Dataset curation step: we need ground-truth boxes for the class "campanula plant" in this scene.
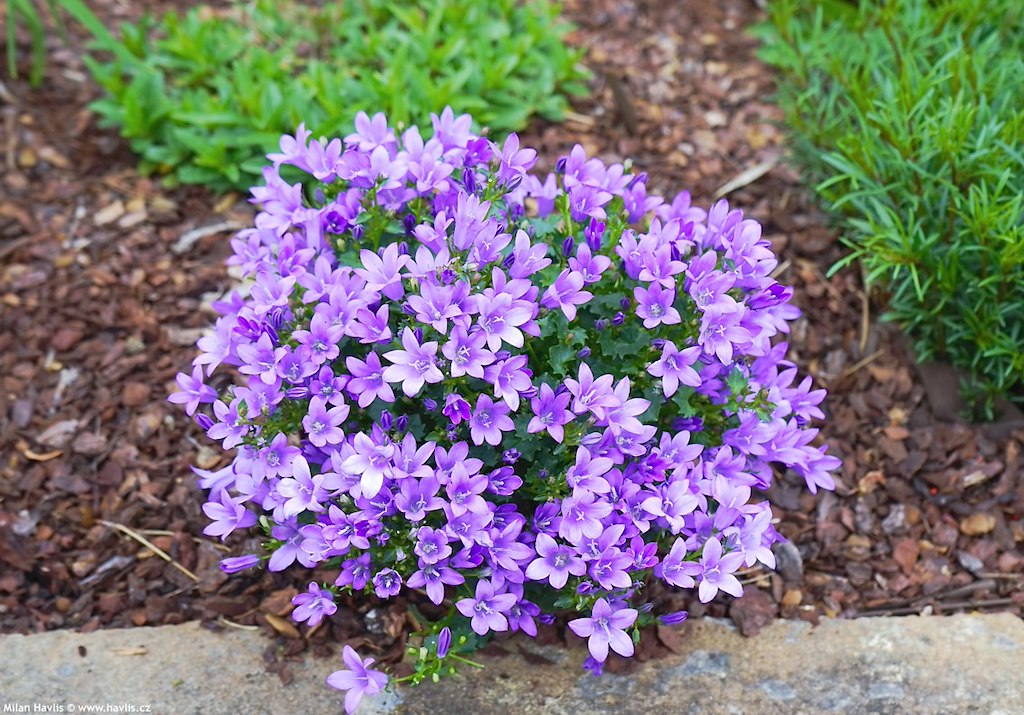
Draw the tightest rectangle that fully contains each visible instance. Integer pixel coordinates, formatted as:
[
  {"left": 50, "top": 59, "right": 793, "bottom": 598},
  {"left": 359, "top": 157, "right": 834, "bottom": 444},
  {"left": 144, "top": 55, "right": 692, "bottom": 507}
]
[{"left": 170, "top": 109, "right": 839, "bottom": 712}]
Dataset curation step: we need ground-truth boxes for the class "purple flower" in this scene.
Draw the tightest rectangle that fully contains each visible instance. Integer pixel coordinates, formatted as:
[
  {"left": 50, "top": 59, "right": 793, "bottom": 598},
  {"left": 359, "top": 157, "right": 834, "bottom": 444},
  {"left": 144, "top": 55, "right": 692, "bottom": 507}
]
[
  {"left": 541, "top": 270, "right": 593, "bottom": 321},
  {"left": 277, "top": 455, "right": 328, "bottom": 517},
  {"left": 167, "top": 366, "right": 217, "bottom": 415},
  {"left": 356, "top": 244, "right": 407, "bottom": 301},
  {"left": 302, "top": 396, "right": 349, "bottom": 448},
  {"left": 484, "top": 355, "right": 532, "bottom": 410},
  {"left": 292, "top": 311, "right": 345, "bottom": 365},
  {"left": 414, "top": 526, "right": 453, "bottom": 565},
  {"left": 654, "top": 538, "right": 700, "bottom": 588},
  {"left": 528, "top": 383, "right": 574, "bottom": 442},
  {"left": 455, "top": 579, "right": 518, "bottom": 635},
  {"left": 202, "top": 489, "right": 258, "bottom": 540},
  {"left": 468, "top": 395, "right": 514, "bottom": 446},
  {"left": 407, "top": 280, "right": 468, "bottom": 334},
  {"left": 568, "top": 598, "right": 638, "bottom": 663},
  {"left": 558, "top": 491, "right": 613, "bottom": 543},
  {"left": 509, "top": 230, "right": 551, "bottom": 279},
  {"left": 634, "top": 283, "right": 681, "bottom": 329},
  {"left": 372, "top": 568, "right": 403, "bottom": 599},
  {"left": 326, "top": 645, "right": 389, "bottom": 715},
  {"left": 292, "top": 582, "right": 337, "bottom": 627},
  {"left": 342, "top": 432, "right": 395, "bottom": 497},
  {"left": 695, "top": 536, "right": 745, "bottom": 602},
  {"left": 407, "top": 561, "right": 464, "bottom": 605},
  {"left": 525, "top": 533, "right": 586, "bottom": 588},
  {"left": 647, "top": 341, "right": 703, "bottom": 397},
  {"left": 442, "top": 327, "right": 494, "bottom": 378},
  {"left": 345, "top": 352, "right": 395, "bottom": 408},
  {"left": 495, "top": 133, "right": 536, "bottom": 187},
  {"left": 383, "top": 328, "right": 443, "bottom": 396},
  {"left": 394, "top": 475, "right": 444, "bottom": 521},
  {"left": 443, "top": 393, "right": 472, "bottom": 425},
  {"left": 564, "top": 363, "right": 617, "bottom": 420}
]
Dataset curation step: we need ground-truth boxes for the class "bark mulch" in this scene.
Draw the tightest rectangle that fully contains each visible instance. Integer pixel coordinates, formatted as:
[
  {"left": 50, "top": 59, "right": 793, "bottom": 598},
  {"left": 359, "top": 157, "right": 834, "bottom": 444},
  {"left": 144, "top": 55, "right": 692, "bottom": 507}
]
[{"left": 2, "top": 0, "right": 1021, "bottom": 676}]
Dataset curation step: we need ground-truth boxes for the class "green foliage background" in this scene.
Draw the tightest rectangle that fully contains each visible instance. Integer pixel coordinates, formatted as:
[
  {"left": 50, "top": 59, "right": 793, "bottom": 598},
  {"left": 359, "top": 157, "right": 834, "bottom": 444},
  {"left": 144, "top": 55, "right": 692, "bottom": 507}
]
[
  {"left": 82, "top": 0, "right": 589, "bottom": 191},
  {"left": 756, "top": 0, "right": 1024, "bottom": 415}
]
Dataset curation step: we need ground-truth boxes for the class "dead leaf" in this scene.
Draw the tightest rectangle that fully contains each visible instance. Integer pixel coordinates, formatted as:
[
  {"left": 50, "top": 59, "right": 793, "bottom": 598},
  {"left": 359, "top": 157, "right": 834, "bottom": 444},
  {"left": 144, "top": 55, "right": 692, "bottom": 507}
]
[
  {"left": 960, "top": 513, "right": 996, "bottom": 536},
  {"left": 94, "top": 200, "right": 125, "bottom": 226},
  {"left": 264, "top": 613, "right": 301, "bottom": 639}
]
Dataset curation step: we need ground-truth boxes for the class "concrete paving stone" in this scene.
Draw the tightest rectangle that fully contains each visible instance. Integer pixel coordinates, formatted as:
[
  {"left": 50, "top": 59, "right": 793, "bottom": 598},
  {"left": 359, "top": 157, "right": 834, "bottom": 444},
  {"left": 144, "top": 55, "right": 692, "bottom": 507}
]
[{"left": 1, "top": 614, "right": 1022, "bottom": 715}]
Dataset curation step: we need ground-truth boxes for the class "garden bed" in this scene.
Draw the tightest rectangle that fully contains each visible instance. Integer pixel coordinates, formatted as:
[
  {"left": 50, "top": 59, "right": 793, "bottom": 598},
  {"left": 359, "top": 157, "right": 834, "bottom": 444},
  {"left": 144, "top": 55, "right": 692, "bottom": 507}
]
[{"left": 1, "top": 0, "right": 1021, "bottom": 677}]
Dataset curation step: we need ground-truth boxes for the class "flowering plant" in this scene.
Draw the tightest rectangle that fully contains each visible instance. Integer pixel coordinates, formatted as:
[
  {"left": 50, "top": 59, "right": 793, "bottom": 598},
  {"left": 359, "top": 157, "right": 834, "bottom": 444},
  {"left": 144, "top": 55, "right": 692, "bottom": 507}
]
[{"left": 171, "top": 108, "right": 839, "bottom": 712}]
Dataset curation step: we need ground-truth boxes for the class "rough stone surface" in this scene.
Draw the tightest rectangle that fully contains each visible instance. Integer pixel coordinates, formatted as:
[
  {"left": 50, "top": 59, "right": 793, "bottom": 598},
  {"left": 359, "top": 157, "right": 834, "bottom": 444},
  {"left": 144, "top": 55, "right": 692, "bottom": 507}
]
[{"left": 1, "top": 615, "right": 1022, "bottom": 714}]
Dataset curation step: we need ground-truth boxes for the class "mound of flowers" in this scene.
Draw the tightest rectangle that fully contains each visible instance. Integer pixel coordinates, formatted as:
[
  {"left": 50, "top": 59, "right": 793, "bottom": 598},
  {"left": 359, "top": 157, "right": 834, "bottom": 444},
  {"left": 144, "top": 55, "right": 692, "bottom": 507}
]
[{"left": 170, "top": 108, "right": 839, "bottom": 712}]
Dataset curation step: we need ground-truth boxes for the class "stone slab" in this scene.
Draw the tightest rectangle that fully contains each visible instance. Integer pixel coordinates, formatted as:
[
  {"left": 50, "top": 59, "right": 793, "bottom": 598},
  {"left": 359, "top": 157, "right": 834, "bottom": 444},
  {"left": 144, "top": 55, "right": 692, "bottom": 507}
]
[{"left": 1, "top": 614, "right": 1021, "bottom": 714}]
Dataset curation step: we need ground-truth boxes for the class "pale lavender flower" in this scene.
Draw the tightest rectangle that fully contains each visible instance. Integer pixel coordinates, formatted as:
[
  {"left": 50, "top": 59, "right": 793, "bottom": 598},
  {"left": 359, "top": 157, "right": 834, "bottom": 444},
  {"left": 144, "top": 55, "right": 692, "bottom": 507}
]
[
  {"left": 568, "top": 598, "right": 637, "bottom": 663},
  {"left": 341, "top": 432, "right": 395, "bottom": 497},
  {"left": 345, "top": 352, "right": 396, "bottom": 408},
  {"left": 455, "top": 579, "right": 518, "bottom": 635},
  {"left": 372, "top": 568, "right": 403, "bottom": 598},
  {"left": 695, "top": 536, "right": 745, "bottom": 602},
  {"left": 292, "top": 582, "right": 337, "bottom": 627},
  {"left": 383, "top": 328, "right": 443, "bottom": 396},
  {"left": 634, "top": 283, "right": 681, "bottom": 329},
  {"left": 528, "top": 383, "right": 573, "bottom": 442},
  {"left": 525, "top": 533, "right": 586, "bottom": 588},
  {"left": 469, "top": 395, "right": 514, "bottom": 446},
  {"left": 541, "top": 270, "right": 593, "bottom": 321},
  {"left": 167, "top": 366, "right": 217, "bottom": 415},
  {"left": 647, "top": 341, "right": 703, "bottom": 396},
  {"left": 355, "top": 244, "right": 407, "bottom": 301},
  {"left": 483, "top": 355, "right": 532, "bottom": 410},
  {"left": 302, "top": 396, "right": 349, "bottom": 448},
  {"left": 202, "top": 489, "right": 258, "bottom": 540},
  {"left": 442, "top": 327, "right": 494, "bottom": 378},
  {"left": 326, "top": 645, "right": 389, "bottom": 715}
]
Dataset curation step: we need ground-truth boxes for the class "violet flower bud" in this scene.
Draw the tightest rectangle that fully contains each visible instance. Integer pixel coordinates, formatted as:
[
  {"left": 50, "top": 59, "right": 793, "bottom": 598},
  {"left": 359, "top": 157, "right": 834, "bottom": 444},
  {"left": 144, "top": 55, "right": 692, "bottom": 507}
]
[
  {"left": 397, "top": 241, "right": 409, "bottom": 256},
  {"left": 577, "top": 347, "right": 591, "bottom": 359},
  {"left": 659, "top": 611, "right": 689, "bottom": 625},
  {"left": 595, "top": 318, "right": 608, "bottom": 332},
  {"left": 463, "top": 169, "right": 477, "bottom": 194},
  {"left": 401, "top": 302, "right": 416, "bottom": 316},
  {"left": 503, "top": 448, "right": 521, "bottom": 464},
  {"left": 502, "top": 251, "right": 516, "bottom": 268},
  {"left": 640, "top": 602, "right": 654, "bottom": 613},
  {"left": 220, "top": 554, "right": 260, "bottom": 574},
  {"left": 414, "top": 327, "right": 424, "bottom": 344},
  {"left": 612, "top": 311, "right": 625, "bottom": 326},
  {"left": 562, "top": 236, "right": 575, "bottom": 258},
  {"left": 651, "top": 338, "right": 666, "bottom": 350},
  {"left": 504, "top": 175, "right": 522, "bottom": 192},
  {"left": 585, "top": 219, "right": 605, "bottom": 252},
  {"left": 314, "top": 188, "right": 326, "bottom": 204},
  {"left": 508, "top": 203, "right": 525, "bottom": 222},
  {"left": 440, "top": 268, "right": 458, "bottom": 285},
  {"left": 380, "top": 410, "right": 393, "bottom": 431},
  {"left": 619, "top": 297, "right": 632, "bottom": 310},
  {"left": 627, "top": 171, "right": 648, "bottom": 190},
  {"left": 351, "top": 224, "right": 364, "bottom": 241},
  {"left": 423, "top": 397, "right": 438, "bottom": 412},
  {"left": 538, "top": 469, "right": 549, "bottom": 479},
  {"left": 437, "top": 627, "right": 452, "bottom": 659},
  {"left": 195, "top": 413, "right": 214, "bottom": 431},
  {"left": 555, "top": 157, "right": 567, "bottom": 175},
  {"left": 539, "top": 613, "right": 556, "bottom": 625},
  {"left": 402, "top": 213, "right": 417, "bottom": 235},
  {"left": 395, "top": 415, "right": 409, "bottom": 432},
  {"left": 285, "top": 386, "right": 309, "bottom": 400}
]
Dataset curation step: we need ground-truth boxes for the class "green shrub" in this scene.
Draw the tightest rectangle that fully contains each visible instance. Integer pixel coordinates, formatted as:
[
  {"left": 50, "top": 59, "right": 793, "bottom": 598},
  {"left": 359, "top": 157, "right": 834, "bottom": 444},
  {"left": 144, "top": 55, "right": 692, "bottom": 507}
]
[
  {"left": 756, "top": 0, "right": 1024, "bottom": 416},
  {"left": 83, "top": 0, "right": 589, "bottom": 191}
]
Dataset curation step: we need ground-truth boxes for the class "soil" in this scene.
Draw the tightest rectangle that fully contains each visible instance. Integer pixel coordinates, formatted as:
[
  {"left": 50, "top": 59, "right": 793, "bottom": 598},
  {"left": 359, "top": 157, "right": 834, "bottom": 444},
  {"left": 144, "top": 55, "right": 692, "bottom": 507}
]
[{"left": 1, "top": 0, "right": 1021, "bottom": 674}]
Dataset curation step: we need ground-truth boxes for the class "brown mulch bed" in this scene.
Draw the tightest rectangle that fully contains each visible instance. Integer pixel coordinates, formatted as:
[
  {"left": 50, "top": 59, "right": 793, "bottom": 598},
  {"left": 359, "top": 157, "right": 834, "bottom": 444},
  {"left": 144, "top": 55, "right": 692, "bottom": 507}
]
[{"left": 1, "top": 0, "right": 1021, "bottom": 673}]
